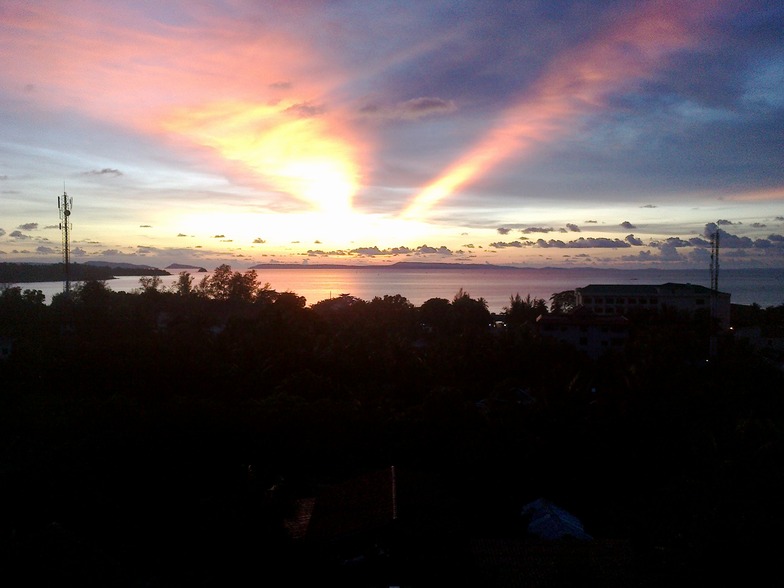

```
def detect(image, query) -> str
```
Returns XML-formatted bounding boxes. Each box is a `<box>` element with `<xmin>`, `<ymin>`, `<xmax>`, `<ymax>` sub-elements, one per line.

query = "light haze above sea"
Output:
<box><xmin>20</xmin><ymin>266</ymin><xmax>784</xmax><ymax>313</ymax></box>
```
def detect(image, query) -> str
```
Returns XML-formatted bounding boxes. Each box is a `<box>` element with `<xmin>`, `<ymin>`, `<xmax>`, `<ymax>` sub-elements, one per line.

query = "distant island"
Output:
<box><xmin>0</xmin><ymin>262</ymin><xmax>170</xmax><ymax>283</ymax></box>
<box><xmin>165</xmin><ymin>263</ymin><xmax>208</xmax><ymax>272</ymax></box>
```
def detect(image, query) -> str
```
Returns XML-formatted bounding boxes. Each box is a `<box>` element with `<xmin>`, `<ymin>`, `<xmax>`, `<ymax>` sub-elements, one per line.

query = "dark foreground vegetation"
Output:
<box><xmin>1</xmin><ymin>266</ymin><xmax>783</xmax><ymax>586</ymax></box>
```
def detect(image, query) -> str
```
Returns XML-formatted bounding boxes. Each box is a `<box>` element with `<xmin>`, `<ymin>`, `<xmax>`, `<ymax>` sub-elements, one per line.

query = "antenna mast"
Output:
<box><xmin>709</xmin><ymin>227</ymin><xmax>720</xmax><ymax>359</ymax></box>
<box><xmin>710</xmin><ymin>229</ymin><xmax>719</xmax><ymax>294</ymax></box>
<box><xmin>58</xmin><ymin>189</ymin><xmax>73</xmax><ymax>295</ymax></box>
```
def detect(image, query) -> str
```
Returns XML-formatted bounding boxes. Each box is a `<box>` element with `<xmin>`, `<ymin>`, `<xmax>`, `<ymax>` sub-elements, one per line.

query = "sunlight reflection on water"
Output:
<box><xmin>20</xmin><ymin>267</ymin><xmax>784</xmax><ymax>312</ymax></box>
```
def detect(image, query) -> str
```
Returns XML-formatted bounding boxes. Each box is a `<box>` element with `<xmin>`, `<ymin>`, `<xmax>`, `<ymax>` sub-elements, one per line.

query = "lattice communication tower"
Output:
<box><xmin>710</xmin><ymin>228</ymin><xmax>720</xmax><ymax>294</ymax></box>
<box><xmin>709</xmin><ymin>228</ymin><xmax>720</xmax><ymax>358</ymax></box>
<box><xmin>58</xmin><ymin>190</ymin><xmax>73</xmax><ymax>295</ymax></box>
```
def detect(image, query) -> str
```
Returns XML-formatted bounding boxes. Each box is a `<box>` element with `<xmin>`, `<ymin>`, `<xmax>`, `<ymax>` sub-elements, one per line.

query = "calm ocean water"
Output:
<box><xmin>18</xmin><ymin>266</ymin><xmax>784</xmax><ymax>313</ymax></box>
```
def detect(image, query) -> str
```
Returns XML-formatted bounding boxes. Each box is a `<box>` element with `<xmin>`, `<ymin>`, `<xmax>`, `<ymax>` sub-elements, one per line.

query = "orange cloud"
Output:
<box><xmin>721</xmin><ymin>186</ymin><xmax>784</xmax><ymax>202</ymax></box>
<box><xmin>403</xmin><ymin>0</ymin><xmax>727</xmax><ymax>218</ymax></box>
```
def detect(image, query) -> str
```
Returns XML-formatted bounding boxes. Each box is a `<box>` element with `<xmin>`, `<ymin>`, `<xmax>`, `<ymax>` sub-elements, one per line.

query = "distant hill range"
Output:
<box><xmin>0</xmin><ymin>262</ymin><xmax>170</xmax><ymax>283</ymax></box>
<box><xmin>248</xmin><ymin>261</ymin><xmax>516</xmax><ymax>270</ymax></box>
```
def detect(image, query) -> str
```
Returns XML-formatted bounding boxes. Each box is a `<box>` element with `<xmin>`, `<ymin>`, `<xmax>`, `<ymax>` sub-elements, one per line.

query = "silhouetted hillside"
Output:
<box><xmin>0</xmin><ymin>262</ymin><xmax>169</xmax><ymax>283</ymax></box>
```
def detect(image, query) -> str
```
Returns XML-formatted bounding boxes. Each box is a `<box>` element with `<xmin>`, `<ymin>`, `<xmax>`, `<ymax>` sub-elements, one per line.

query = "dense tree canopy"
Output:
<box><xmin>1</xmin><ymin>272</ymin><xmax>782</xmax><ymax>585</ymax></box>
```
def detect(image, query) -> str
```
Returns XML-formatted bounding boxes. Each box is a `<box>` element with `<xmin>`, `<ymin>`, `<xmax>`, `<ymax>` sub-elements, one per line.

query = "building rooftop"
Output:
<box><xmin>577</xmin><ymin>282</ymin><xmax>725</xmax><ymax>296</ymax></box>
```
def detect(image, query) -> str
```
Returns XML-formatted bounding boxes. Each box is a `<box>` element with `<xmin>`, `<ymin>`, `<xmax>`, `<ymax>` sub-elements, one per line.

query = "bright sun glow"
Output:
<box><xmin>165</xmin><ymin>102</ymin><xmax>359</xmax><ymax>214</ymax></box>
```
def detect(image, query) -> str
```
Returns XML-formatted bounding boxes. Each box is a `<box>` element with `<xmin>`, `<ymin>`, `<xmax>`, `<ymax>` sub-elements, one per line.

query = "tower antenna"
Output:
<box><xmin>709</xmin><ymin>227</ymin><xmax>720</xmax><ymax>358</ymax></box>
<box><xmin>58</xmin><ymin>188</ymin><xmax>73</xmax><ymax>295</ymax></box>
<box><xmin>710</xmin><ymin>228</ymin><xmax>719</xmax><ymax>294</ymax></box>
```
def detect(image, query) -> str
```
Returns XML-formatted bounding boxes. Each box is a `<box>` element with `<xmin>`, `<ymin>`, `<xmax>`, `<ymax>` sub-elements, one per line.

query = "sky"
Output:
<box><xmin>1</xmin><ymin>0</ymin><xmax>783</xmax><ymax>270</ymax></box>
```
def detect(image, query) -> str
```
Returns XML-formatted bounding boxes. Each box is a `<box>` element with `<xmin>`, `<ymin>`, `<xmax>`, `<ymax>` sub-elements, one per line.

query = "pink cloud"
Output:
<box><xmin>403</xmin><ymin>0</ymin><xmax>732</xmax><ymax>217</ymax></box>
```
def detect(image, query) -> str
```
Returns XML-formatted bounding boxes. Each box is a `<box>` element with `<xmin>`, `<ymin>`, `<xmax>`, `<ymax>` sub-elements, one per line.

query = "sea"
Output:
<box><xmin>14</xmin><ymin>266</ymin><xmax>784</xmax><ymax>313</ymax></box>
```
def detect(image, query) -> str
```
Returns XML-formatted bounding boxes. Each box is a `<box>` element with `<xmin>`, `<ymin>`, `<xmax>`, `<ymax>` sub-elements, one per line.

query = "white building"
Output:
<box><xmin>575</xmin><ymin>283</ymin><xmax>730</xmax><ymax>327</ymax></box>
<box><xmin>536</xmin><ymin>308</ymin><xmax>629</xmax><ymax>359</ymax></box>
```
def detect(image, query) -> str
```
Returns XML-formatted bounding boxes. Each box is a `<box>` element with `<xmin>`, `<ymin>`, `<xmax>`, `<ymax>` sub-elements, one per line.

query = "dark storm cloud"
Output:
<box><xmin>83</xmin><ymin>168</ymin><xmax>123</xmax><ymax>177</ymax></box>
<box><xmin>625</xmin><ymin>234</ymin><xmax>644</xmax><ymax>246</ymax></box>
<box><xmin>360</xmin><ymin>97</ymin><xmax>457</xmax><ymax>120</ymax></box>
<box><xmin>621</xmin><ymin>244</ymin><xmax>684</xmax><ymax>262</ymax></box>
<box><xmin>703</xmin><ymin>223</ymin><xmax>754</xmax><ymax>248</ymax></box>
<box><xmin>346</xmin><ymin>245</ymin><xmax>425</xmax><ymax>256</ymax></box>
<box><xmin>351</xmin><ymin>246</ymin><xmax>384</xmax><ymax>256</ymax></box>
<box><xmin>415</xmin><ymin>245</ymin><xmax>452</xmax><ymax>255</ymax></box>
<box><xmin>657</xmin><ymin>244</ymin><xmax>683</xmax><ymax>261</ymax></box>
<box><xmin>308</xmin><ymin>249</ymin><xmax>348</xmax><ymax>256</ymax></box>
<box><xmin>649</xmin><ymin>237</ymin><xmax>691</xmax><ymax>247</ymax></box>
<box><xmin>17</xmin><ymin>223</ymin><xmax>38</xmax><ymax>231</ymax></box>
<box><xmin>535</xmin><ymin>237</ymin><xmax>631</xmax><ymax>249</ymax></box>
<box><xmin>285</xmin><ymin>101</ymin><xmax>326</xmax><ymax>117</ymax></box>
<box><xmin>768</xmin><ymin>234</ymin><xmax>784</xmax><ymax>242</ymax></box>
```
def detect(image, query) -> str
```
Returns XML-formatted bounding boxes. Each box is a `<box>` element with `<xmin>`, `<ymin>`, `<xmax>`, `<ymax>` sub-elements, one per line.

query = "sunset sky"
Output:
<box><xmin>1</xmin><ymin>0</ymin><xmax>783</xmax><ymax>270</ymax></box>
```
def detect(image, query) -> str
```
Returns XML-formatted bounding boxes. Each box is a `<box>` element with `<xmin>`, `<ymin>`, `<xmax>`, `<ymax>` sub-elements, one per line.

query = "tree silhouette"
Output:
<box><xmin>550</xmin><ymin>289</ymin><xmax>576</xmax><ymax>313</ymax></box>
<box><xmin>171</xmin><ymin>271</ymin><xmax>195</xmax><ymax>297</ymax></box>
<box><xmin>503</xmin><ymin>293</ymin><xmax>548</xmax><ymax>328</ymax></box>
